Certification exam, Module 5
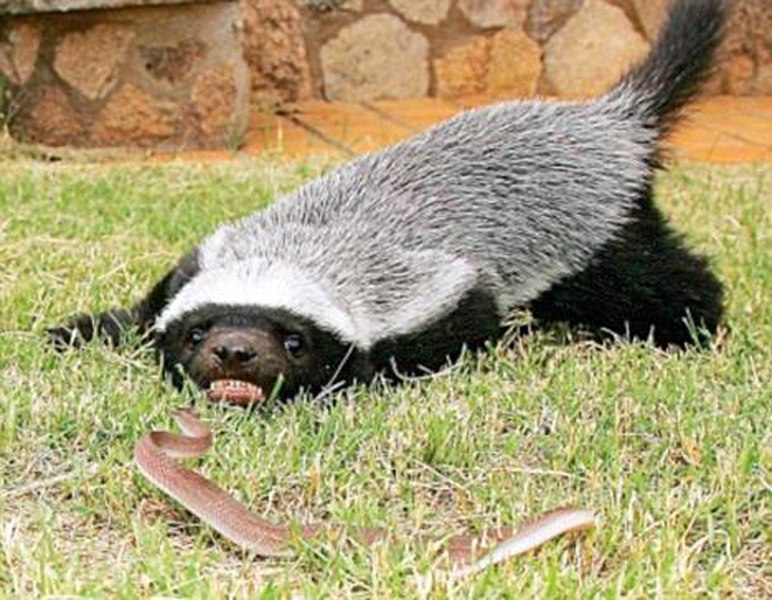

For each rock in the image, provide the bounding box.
[631,0,670,40]
[753,62,772,95]
[722,55,756,95]
[458,0,528,29]
[525,0,582,43]
[713,0,772,95]
[10,22,40,84]
[435,29,541,98]
[0,22,41,84]
[191,62,243,138]
[54,23,135,100]
[486,29,542,95]
[0,50,12,84]
[5,1,249,149]
[138,38,207,85]
[434,36,489,98]
[542,0,649,98]
[17,86,82,145]
[91,84,174,146]
[321,14,429,101]
[388,0,451,25]
[240,0,313,104]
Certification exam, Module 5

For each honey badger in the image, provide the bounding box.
[50,0,725,403]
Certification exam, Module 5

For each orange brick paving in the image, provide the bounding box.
[366,98,461,132]
[245,109,336,157]
[162,96,772,164]
[667,97,772,163]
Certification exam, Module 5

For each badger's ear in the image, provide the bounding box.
[356,250,482,345]
[168,250,201,297]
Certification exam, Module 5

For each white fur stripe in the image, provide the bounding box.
[155,261,359,344]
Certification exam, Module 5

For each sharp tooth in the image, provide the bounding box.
[206,379,265,404]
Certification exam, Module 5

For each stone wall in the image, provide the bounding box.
[242,0,772,104]
[1,0,767,149]
[0,0,250,148]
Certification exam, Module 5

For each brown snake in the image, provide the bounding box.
[134,408,595,578]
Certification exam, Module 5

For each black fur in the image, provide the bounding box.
[530,187,724,347]
[369,288,503,377]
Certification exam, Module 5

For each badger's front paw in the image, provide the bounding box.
[47,314,98,350]
[47,310,131,350]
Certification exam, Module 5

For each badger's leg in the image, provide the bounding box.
[48,250,199,349]
[529,195,723,348]
[368,287,503,377]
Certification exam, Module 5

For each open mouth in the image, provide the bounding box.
[207,379,266,406]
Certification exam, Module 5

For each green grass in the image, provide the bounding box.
[0,156,769,597]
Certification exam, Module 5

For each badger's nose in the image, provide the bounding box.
[211,333,257,365]
[213,345,256,363]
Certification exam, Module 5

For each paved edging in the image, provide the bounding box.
[241,96,772,165]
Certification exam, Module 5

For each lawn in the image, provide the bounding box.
[0,155,769,597]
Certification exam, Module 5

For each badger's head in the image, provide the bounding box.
[154,261,362,403]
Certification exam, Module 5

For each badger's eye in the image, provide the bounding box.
[186,328,205,347]
[283,334,304,358]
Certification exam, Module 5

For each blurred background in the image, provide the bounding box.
[0,0,769,159]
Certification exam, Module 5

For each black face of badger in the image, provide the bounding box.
[49,0,727,404]
[157,304,352,401]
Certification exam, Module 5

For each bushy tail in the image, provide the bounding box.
[606,0,726,135]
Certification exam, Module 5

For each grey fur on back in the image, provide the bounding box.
[156,0,725,350]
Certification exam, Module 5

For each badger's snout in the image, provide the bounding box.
[210,331,259,368]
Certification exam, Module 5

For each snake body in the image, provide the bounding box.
[134,409,595,576]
